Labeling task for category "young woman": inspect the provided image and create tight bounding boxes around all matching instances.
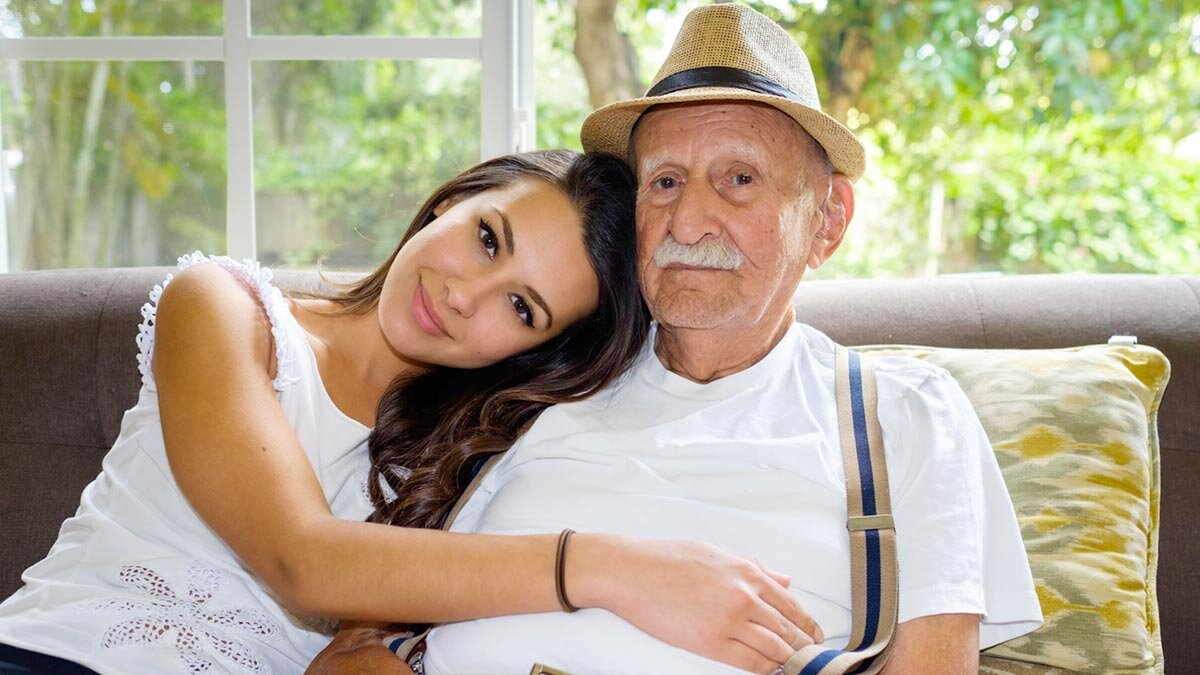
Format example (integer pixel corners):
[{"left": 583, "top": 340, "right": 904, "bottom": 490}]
[{"left": 0, "top": 150, "right": 811, "bottom": 675}]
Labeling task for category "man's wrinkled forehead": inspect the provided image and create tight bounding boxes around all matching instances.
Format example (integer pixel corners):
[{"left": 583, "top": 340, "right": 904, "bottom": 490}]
[
  {"left": 637, "top": 139, "right": 768, "bottom": 178},
  {"left": 628, "top": 101, "right": 806, "bottom": 175}
]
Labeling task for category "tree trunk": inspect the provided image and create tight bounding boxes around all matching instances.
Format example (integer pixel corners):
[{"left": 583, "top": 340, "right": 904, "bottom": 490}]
[
  {"left": 31, "top": 64, "right": 68, "bottom": 269},
  {"left": 100, "top": 63, "right": 132, "bottom": 267},
  {"left": 131, "top": 192, "right": 156, "bottom": 265},
  {"left": 69, "top": 48, "right": 111, "bottom": 266},
  {"left": 573, "top": 0, "right": 642, "bottom": 109},
  {"left": 68, "top": 6, "right": 115, "bottom": 265},
  {"left": 46, "top": 5, "right": 74, "bottom": 268},
  {"left": 821, "top": 25, "right": 874, "bottom": 125}
]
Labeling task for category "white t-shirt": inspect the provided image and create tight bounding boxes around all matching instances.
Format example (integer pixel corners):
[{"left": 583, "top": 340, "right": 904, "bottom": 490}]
[{"left": 421, "top": 322, "right": 1042, "bottom": 674}]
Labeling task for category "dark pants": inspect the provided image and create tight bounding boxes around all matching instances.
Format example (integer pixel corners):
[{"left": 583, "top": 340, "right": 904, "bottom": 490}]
[{"left": 0, "top": 644, "right": 98, "bottom": 675}]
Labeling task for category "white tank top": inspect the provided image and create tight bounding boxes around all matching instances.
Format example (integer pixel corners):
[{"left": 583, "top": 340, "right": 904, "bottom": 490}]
[{"left": 0, "top": 252, "right": 375, "bottom": 674}]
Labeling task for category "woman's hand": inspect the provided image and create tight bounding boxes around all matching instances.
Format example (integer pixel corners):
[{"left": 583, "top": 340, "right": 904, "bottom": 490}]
[{"left": 570, "top": 534, "right": 823, "bottom": 674}]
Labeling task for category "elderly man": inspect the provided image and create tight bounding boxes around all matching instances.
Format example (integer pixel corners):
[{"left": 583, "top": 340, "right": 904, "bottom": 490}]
[{"left": 314, "top": 4, "right": 1042, "bottom": 674}]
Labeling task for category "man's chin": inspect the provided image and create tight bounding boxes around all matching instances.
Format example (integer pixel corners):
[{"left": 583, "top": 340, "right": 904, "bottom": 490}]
[{"left": 649, "top": 294, "right": 740, "bottom": 331}]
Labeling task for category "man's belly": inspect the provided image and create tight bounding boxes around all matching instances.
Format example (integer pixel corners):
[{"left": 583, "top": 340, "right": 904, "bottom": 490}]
[
  {"left": 424, "top": 609, "right": 745, "bottom": 674},
  {"left": 423, "top": 592, "right": 852, "bottom": 675},
  {"left": 423, "top": 453, "right": 855, "bottom": 674}
]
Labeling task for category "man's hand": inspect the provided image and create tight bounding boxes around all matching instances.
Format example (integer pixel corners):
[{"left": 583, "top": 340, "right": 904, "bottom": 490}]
[
  {"left": 305, "top": 622, "right": 414, "bottom": 675},
  {"left": 879, "top": 613, "right": 980, "bottom": 675}
]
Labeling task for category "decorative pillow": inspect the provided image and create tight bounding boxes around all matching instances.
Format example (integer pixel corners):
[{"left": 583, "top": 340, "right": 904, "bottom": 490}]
[
  {"left": 858, "top": 344, "right": 1169, "bottom": 675},
  {"left": 978, "top": 654, "right": 1081, "bottom": 674}
]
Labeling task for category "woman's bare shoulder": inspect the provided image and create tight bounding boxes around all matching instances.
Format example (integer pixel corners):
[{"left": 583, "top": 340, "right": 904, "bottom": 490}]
[{"left": 153, "top": 263, "right": 276, "bottom": 382}]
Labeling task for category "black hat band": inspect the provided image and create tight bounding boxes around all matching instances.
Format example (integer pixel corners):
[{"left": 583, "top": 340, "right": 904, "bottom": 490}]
[{"left": 646, "top": 66, "right": 800, "bottom": 102}]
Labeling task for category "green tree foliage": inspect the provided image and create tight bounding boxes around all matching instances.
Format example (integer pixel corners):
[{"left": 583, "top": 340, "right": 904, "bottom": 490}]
[
  {"left": 4, "top": 0, "right": 1196, "bottom": 276},
  {"left": 2, "top": 0, "right": 227, "bottom": 268},
  {"left": 251, "top": 58, "right": 479, "bottom": 268},
  {"left": 748, "top": 0, "right": 1200, "bottom": 276},
  {"left": 2, "top": 0, "right": 482, "bottom": 269},
  {"left": 246, "top": 0, "right": 483, "bottom": 268},
  {"left": 540, "top": 0, "right": 1199, "bottom": 277}
]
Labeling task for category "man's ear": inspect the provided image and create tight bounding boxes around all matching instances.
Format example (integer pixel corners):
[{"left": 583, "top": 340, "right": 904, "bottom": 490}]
[{"left": 807, "top": 174, "right": 855, "bottom": 270}]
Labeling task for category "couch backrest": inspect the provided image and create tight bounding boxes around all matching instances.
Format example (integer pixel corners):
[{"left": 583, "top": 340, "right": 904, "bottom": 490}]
[{"left": 3, "top": 268, "right": 1197, "bottom": 670}]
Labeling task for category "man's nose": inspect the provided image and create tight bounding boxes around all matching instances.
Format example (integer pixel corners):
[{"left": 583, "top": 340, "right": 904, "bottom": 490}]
[{"left": 669, "top": 182, "right": 725, "bottom": 245}]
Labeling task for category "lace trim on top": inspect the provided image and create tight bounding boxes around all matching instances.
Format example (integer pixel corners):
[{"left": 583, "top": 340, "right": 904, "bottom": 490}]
[
  {"left": 360, "top": 467, "right": 403, "bottom": 509},
  {"left": 136, "top": 251, "right": 299, "bottom": 392}
]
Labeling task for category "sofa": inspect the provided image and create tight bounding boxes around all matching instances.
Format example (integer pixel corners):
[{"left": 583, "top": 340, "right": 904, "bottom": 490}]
[{"left": 2, "top": 267, "right": 1197, "bottom": 673}]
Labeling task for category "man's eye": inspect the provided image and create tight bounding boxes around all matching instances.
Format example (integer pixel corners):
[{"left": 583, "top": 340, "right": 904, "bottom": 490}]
[
  {"left": 653, "top": 176, "right": 678, "bottom": 190},
  {"left": 478, "top": 220, "right": 498, "bottom": 259},
  {"left": 732, "top": 173, "right": 754, "bottom": 185},
  {"left": 510, "top": 294, "right": 534, "bottom": 327}
]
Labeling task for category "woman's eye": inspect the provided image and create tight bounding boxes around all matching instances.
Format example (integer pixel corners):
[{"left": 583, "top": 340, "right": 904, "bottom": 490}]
[
  {"left": 510, "top": 294, "right": 534, "bottom": 327},
  {"left": 478, "top": 220, "right": 498, "bottom": 259},
  {"left": 732, "top": 172, "right": 754, "bottom": 186},
  {"left": 653, "top": 176, "right": 678, "bottom": 190}
]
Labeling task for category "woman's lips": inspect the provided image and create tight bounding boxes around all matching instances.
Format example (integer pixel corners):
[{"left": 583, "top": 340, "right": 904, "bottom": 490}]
[{"left": 412, "top": 278, "right": 449, "bottom": 338}]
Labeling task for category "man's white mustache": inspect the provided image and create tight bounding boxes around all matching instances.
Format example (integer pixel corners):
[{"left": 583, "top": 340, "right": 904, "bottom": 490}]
[{"left": 653, "top": 236, "right": 743, "bottom": 271}]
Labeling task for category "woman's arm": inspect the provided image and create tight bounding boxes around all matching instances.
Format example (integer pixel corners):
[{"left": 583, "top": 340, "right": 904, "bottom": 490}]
[
  {"left": 155, "top": 264, "right": 819, "bottom": 670},
  {"left": 155, "top": 264, "right": 562, "bottom": 620}
]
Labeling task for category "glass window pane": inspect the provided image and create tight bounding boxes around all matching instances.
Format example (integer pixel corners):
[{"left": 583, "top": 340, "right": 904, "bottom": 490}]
[
  {"left": 253, "top": 59, "right": 480, "bottom": 270},
  {"left": 252, "top": 0, "right": 481, "bottom": 37},
  {"left": 1, "top": 1, "right": 222, "bottom": 37},
  {"left": 1, "top": 61, "right": 226, "bottom": 271}
]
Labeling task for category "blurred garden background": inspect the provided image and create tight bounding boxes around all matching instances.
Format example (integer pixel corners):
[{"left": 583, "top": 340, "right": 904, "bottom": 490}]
[{"left": 2, "top": 0, "right": 1198, "bottom": 277}]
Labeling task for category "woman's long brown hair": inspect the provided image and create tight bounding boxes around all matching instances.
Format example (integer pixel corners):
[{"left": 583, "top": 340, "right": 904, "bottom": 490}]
[{"left": 326, "top": 150, "right": 649, "bottom": 529}]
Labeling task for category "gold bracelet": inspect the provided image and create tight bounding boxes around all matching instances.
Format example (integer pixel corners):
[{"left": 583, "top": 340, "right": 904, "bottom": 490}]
[{"left": 555, "top": 528, "right": 580, "bottom": 613}]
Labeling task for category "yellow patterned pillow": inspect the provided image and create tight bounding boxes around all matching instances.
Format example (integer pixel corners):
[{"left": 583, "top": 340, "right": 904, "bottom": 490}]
[
  {"left": 978, "top": 654, "right": 1081, "bottom": 674},
  {"left": 859, "top": 344, "right": 1169, "bottom": 675}
]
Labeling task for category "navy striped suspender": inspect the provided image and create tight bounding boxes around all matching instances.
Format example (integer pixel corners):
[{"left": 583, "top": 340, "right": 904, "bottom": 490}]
[{"left": 783, "top": 348, "right": 898, "bottom": 675}]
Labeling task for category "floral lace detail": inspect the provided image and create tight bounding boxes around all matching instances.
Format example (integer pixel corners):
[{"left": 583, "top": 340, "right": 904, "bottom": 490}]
[
  {"left": 136, "top": 251, "right": 298, "bottom": 392},
  {"left": 92, "top": 561, "right": 282, "bottom": 673}
]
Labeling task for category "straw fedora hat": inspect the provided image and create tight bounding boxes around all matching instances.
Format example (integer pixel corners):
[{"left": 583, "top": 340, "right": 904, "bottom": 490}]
[{"left": 581, "top": 2, "right": 865, "bottom": 182}]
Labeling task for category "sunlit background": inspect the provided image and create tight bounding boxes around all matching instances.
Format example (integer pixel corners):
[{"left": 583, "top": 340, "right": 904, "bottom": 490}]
[{"left": 2, "top": 0, "right": 1197, "bottom": 277}]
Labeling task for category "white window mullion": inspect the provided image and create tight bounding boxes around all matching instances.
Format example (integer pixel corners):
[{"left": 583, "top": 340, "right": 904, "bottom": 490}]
[
  {"left": 0, "top": 37, "right": 223, "bottom": 61},
  {"left": 223, "top": 0, "right": 255, "bottom": 260},
  {"left": 0, "top": 87, "right": 8, "bottom": 274},
  {"left": 480, "top": 0, "right": 519, "bottom": 160},
  {"left": 515, "top": 0, "right": 536, "bottom": 152},
  {"left": 0, "top": 36, "right": 479, "bottom": 62},
  {"left": 247, "top": 36, "right": 480, "bottom": 61}
]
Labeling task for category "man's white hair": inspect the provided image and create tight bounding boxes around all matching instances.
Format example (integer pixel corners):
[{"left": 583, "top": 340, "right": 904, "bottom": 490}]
[{"left": 653, "top": 235, "right": 744, "bottom": 271}]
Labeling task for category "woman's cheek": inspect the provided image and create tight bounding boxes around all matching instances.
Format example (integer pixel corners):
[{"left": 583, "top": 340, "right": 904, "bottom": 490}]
[{"left": 475, "top": 334, "right": 519, "bottom": 366}]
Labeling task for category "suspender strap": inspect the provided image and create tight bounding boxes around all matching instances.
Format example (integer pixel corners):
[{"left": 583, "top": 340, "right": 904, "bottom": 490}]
[
  {"left": 783, "top": 348, "right": 898, "bottom": 675},
  {"left": 387, "top": 452, "right": 508, "bottom": 662}
]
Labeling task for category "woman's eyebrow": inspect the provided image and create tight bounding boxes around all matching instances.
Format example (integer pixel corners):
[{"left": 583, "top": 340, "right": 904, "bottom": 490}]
[
  {"left": 525, "top": 285, "right": 553, "bottom": 330},
  {"left": 493, "top": 207, "right": 514, "bottom": 257}
]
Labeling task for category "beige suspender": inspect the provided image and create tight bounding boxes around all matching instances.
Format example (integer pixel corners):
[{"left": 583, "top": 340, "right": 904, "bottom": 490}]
[
  {"left": 389, "top": 348, "right": 898, "bottom": 675},
  {"left": 781, "top": 348, "right": 898, "bottom": 675}
]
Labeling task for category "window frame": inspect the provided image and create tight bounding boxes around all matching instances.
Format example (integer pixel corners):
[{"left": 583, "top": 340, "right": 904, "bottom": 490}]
[{"left": 0, "top": 0, "right": 535, "bottom": 272}]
